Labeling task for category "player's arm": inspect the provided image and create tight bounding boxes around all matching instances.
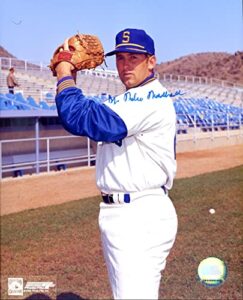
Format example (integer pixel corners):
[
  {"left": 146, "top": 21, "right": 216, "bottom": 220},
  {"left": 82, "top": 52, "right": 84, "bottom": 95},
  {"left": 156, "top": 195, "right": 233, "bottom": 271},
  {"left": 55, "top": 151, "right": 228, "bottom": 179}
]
[
  {"left": 55, "top": 84, "right": 127, "bottom": 142},
  {"left": 55, "top": 60, "right": 127, "bottom": 142},
  {"left": 52, "top": 36, "right": 127, "bottom": 143}
]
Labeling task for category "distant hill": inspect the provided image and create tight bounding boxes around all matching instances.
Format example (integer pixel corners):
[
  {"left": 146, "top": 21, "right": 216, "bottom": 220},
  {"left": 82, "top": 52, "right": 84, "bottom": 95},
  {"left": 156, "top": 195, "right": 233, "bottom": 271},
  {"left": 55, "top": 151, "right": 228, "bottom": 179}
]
[
  {"left": 155, "top": 52, "right": 243, "bottom": 86},
  {"left": 1, "top": 45, "right": 242, "bottom": 86},
  {"left": 0, "top": 46, "right": 16, "bottom": 58}
]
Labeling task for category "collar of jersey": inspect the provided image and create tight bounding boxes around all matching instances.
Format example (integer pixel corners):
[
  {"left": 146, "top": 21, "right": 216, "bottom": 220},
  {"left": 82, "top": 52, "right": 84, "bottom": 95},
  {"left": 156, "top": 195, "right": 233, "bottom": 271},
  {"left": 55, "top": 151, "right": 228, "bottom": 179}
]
[{"left": 126, "top": 72, "right": 156, "bottom": 91}]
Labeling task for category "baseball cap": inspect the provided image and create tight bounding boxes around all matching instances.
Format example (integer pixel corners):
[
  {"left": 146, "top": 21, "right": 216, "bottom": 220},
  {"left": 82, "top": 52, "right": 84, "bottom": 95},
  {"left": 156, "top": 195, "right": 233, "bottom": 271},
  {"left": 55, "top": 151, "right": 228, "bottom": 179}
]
[{"left": 105, "top": 28, "right": 155, "bottom": 57}]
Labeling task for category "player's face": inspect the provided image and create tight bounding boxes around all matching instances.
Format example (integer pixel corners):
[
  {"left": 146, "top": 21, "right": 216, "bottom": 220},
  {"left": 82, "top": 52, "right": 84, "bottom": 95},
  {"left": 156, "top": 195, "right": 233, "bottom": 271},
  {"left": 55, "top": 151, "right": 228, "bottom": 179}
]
[{"left": 116, "top": 53, "right": 156, "bottom": 89}]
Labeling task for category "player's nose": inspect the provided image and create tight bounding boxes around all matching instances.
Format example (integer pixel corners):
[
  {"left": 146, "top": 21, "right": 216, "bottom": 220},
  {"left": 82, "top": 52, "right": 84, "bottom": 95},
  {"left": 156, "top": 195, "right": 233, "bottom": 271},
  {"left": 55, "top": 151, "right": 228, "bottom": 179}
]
[{"left": 122, "top": 58, "right": 132, "bottom": 70}]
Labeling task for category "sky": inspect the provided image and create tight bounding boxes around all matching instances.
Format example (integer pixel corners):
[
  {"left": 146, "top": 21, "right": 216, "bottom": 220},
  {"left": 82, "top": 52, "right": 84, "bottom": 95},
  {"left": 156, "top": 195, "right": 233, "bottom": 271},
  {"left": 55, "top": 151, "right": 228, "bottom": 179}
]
[{"left": 0, "top": 0, "right": 242, "bottom": 70}]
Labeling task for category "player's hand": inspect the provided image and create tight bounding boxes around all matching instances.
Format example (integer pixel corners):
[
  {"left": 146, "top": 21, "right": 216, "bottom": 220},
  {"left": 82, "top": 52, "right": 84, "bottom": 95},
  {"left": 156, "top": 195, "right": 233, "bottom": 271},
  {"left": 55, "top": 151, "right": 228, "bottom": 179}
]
[{"left": 55, "top": 38, "right": 77, "bottom": 82}]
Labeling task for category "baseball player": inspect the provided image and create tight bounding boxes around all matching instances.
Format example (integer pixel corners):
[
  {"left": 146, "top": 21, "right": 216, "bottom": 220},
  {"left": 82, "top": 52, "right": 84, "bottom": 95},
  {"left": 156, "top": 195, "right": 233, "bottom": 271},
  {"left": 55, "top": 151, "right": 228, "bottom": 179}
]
[{"left": 52, "top": 28, "right": 178, "bottom": 299}]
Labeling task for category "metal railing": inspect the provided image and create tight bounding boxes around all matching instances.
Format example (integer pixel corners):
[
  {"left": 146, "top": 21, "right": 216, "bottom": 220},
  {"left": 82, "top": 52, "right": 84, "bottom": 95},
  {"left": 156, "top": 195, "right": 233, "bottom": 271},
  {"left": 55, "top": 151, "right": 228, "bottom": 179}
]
[
  {"left": 0, "top": 135, "right": 95, "bottom": 179},
  {"left": 161, "top": 73, "right": 243, "bottom": 89}
]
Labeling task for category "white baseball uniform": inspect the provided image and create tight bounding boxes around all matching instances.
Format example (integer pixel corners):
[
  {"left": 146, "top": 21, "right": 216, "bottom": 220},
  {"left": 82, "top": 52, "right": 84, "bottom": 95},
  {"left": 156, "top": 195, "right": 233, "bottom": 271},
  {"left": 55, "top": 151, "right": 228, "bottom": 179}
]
[{"left": 56, "top": 74, "right": 178, "bottom": 299}]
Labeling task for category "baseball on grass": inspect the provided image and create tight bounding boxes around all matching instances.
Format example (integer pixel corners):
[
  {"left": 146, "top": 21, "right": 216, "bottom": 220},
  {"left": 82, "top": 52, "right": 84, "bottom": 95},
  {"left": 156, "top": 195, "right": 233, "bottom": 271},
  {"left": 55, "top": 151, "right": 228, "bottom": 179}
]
[{"left": 209, "top": 208, "right": 215, "bottom": 214}]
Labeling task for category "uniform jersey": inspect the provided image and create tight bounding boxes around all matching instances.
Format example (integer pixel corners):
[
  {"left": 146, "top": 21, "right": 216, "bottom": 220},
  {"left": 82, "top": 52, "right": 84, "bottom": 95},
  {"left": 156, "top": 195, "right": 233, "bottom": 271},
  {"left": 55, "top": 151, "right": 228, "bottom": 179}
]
[{"left": 55, "top": 76, "right": 177, "bottom": 194}]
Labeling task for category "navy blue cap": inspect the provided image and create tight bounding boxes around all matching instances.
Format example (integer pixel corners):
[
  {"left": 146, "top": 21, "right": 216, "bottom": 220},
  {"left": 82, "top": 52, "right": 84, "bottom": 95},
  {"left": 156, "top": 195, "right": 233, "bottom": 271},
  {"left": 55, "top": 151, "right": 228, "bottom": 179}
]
[{"left": 105, "top": 28, "right": 155, "bottom": 57}]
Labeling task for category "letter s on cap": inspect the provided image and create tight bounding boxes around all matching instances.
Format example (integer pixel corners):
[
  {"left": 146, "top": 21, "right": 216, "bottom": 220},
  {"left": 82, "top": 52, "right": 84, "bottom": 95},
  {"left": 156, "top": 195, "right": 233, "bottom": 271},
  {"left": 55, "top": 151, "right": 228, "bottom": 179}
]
[{"left": 122, "top": 31, "right": 130, "bottom": 43}]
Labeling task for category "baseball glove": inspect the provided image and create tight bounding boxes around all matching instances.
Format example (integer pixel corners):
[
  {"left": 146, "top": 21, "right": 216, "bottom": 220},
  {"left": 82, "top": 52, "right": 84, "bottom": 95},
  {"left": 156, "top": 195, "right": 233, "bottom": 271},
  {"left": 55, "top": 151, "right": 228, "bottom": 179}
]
[{"left": 50, "top": 34, "right": 104, "bottom": 76}]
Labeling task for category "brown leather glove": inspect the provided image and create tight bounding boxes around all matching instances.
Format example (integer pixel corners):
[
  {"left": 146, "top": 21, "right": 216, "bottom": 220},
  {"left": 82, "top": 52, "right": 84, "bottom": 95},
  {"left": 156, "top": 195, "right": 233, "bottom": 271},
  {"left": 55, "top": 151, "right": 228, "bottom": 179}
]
[{"left": 49, "top": 34, "right": 104, "bottom": 76}]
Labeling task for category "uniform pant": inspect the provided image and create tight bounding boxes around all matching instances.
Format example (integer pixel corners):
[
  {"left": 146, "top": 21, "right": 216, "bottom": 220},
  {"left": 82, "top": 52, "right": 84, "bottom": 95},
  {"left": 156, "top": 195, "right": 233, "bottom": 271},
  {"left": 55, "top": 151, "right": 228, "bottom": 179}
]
[{"left": 98, "top": 188, "right": 178, "bottom": 299}]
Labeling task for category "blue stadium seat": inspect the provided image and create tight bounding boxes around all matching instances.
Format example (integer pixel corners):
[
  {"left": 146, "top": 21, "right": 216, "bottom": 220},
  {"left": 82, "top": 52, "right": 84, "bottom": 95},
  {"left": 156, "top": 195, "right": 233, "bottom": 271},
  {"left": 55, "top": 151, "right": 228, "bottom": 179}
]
[
  {"left": 45, "top": 92, "right": 54, "bottom": 101},
  {"left": 16, "top": 103, "right": 31, "bottom": 110},
  {"left": 173, "top": 96, "right": 243, "bottom": 133},
  {"left": 15, "top": 92, "right": 27, "bottom": 104},
  {"left": 5, "top": 93, "right": 16, "bottom": 100},
  {"left": 0, "top": 94, "right": 17, "bottom": 110},
  {"left": 39, "top": 100, "right": 50, "bottom": 110},
  {"left": 27, "top": 96, "right": 40, "bottom": 109},
  {"left": 49, "top": 104, "right": 57, "bottom": 110},
  {"left": 0, "top": 99, "right": 9, "bottom": 110}
]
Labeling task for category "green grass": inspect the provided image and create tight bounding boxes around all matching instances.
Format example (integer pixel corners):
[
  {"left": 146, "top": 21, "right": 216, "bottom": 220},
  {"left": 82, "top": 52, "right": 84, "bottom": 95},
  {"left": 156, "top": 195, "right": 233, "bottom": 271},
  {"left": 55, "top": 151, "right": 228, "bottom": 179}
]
[
  {"left": 1, "top": 166, "right": 243, "bottom": 299},
  {"left": 1, "top": 196, "right": 101, "bottom": 247}
]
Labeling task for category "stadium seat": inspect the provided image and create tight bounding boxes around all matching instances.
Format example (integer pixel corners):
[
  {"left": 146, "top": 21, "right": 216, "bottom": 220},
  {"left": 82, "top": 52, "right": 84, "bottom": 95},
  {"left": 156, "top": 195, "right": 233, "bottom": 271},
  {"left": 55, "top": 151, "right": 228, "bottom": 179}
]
[
  {"left": 39, "top": 100, "right": 50, "bottom": 110},
  {"left": 0, "top": 94, "right": 17, "bottom": 110},
  {"left": 45, "top": 92, "right": 54, "bottom": 101},
  {"left": 27, "top": 96, "right": 40, "bottom": 109},
  {"left": 15, "top": 92, "right": 27, "bottom": 104},
  {"left": 0, "top": 99, "right": 9, "bottom": 110},
  {"left": 14, "top": 170, "right": 24, "bottom": 177},
  {"left": 5, "top": 93, "right": 16, "bottom": 99},
  {"left": 49, "top": 104, "right": 57, "bottom": 110},
  {"left": 57, "top": 164, "right": 67, "bottom": 171}
]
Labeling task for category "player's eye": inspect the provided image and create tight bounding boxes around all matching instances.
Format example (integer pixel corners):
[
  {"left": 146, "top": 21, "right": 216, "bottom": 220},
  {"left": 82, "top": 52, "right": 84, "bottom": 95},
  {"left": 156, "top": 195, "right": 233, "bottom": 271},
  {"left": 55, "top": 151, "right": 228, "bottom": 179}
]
[
  {"left": 116, "top": 55, "right": 124, "bottom": 61},
  {"left": 131, "top": 55, "right": 138, "bottom": 60}
]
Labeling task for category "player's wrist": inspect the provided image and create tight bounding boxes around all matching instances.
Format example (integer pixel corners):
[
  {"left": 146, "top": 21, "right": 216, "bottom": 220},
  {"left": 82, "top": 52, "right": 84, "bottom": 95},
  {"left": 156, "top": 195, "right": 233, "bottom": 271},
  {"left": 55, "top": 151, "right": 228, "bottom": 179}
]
[{"left": 55, "top": 62, "right": 74, "bottom": 80}]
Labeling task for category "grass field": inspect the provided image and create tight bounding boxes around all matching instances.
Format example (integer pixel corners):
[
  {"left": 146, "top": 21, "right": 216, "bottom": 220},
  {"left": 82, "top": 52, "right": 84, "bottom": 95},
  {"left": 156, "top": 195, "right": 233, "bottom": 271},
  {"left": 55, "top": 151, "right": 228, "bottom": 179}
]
[{"left": 1, "top": 166, "right": 243, "bottom": 300}]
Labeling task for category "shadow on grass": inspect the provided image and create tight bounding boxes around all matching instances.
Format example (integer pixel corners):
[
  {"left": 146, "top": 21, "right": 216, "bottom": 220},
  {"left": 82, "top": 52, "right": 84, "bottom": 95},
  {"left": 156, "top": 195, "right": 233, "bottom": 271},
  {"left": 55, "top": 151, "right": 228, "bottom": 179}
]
[
  {"left": 25, "top": 292, "right": 88, "bottom": 300},
  {"left": 57, "top": 292, "right": 87, "bottom": 300}
]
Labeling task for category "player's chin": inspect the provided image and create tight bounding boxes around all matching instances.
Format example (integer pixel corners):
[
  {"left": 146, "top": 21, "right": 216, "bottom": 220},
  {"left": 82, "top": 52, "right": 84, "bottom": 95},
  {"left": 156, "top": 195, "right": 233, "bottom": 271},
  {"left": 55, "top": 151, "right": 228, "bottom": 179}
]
[{"left": 122, "top": 78, "right": 136, "bottom": 89}]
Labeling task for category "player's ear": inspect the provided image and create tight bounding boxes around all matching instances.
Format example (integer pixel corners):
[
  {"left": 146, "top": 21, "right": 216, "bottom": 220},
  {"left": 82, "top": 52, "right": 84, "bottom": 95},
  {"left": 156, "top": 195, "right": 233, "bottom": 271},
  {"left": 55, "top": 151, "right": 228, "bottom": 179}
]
[{"left": 147, "top": 55, "right": 156, "bottom": 71}]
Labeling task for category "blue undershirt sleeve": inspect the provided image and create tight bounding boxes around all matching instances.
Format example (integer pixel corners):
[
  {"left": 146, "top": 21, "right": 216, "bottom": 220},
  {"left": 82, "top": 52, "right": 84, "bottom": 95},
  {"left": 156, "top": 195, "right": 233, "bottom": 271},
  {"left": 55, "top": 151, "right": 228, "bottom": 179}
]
[{"left": 55, "top": 87, "right": 128, "bottom": 142}]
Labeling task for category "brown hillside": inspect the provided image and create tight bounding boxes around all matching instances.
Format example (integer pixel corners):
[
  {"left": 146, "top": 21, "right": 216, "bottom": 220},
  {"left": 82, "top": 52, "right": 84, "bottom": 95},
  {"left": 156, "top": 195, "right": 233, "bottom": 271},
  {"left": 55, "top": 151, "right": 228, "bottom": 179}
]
[
  {"left": 0, "top": 46, "right": 15, "bottom": 58},
  {"left": 156, "top": 52, "right": 243, "bottom": 86}
]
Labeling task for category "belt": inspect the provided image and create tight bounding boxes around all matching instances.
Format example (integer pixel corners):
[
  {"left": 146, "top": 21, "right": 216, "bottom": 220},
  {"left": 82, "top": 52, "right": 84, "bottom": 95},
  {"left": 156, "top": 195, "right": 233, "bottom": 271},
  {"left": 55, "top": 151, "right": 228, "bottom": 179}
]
[
  {"left": 101, "top": 193, "right": 130, "bottom": 204},
  {"left": 101, "top": 186, "right": 167, "bottom": 204}
]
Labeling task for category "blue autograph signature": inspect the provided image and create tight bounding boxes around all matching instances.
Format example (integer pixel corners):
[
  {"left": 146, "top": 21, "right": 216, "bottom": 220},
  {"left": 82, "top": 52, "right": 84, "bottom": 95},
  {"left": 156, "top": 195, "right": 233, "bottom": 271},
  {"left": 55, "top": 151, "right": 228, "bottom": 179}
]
[
  {"left": 108, "top": 96, "right": 119, "bottom": 104},
  {"left": 147, "top": 89, "right": 185, "bottom": 99},
  {"left": 124, "top": 92, "right": 143, "bottom": 102},
  {"left": 108, "top": 89, "right": 185, "bottom": 104}
]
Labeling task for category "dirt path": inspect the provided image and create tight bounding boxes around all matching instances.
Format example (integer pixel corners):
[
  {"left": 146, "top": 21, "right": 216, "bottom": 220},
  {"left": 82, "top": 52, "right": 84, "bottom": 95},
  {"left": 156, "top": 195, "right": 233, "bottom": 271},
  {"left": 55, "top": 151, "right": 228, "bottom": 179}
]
[
  {"left": 176, "top": 144, "right": 243, "bottom": 178},
  {"left": 1, "top": 144, "right": 243, "bottom": 216}
]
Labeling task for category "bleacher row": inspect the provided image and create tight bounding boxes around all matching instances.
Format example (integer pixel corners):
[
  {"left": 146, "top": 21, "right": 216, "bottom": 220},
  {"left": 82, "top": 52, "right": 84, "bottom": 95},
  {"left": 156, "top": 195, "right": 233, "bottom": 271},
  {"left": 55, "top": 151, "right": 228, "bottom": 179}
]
[
  {"left": 162, "top": 80, "right": 243, "bottom": 107},
  {"left": 1, "top": 91, "right": 242, "bottom": 133},
  {"left": 174, "top": 97, "right": 243, "bottom": 133},
  {"left": 0, "top": 92, "right": 56, "bottom": 111},
  {"left": 0, "top": 68, "right": 125, "bottom": 101},
  {"left": 1, "top": 67, "right": 243, "bottom": 106},
  {"left": 0, "top": 91, "right": 111, "bottom": 111}
]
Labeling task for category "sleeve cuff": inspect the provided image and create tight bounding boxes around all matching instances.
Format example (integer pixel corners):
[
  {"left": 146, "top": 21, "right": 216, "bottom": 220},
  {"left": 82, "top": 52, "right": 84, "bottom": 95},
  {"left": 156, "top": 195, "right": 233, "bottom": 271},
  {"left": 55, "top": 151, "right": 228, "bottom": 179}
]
[{"left": 57, "top": 78, "right": 76, "bottom": 94}]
